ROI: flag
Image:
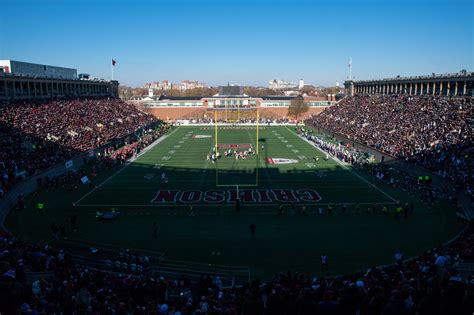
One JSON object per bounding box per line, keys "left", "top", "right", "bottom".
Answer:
{"left": 112, "top": 59, "right": 116, "bottom": 66}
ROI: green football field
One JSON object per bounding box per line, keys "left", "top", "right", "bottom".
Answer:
{"left": 5, "top": 126, "right": 462, "bottom": 279}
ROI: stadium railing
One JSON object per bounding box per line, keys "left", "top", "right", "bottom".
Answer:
{"left": 48, "top": 238, "right": 250, "bottom": 287}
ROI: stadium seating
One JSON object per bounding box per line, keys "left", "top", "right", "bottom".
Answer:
{"left": 0, "top": 97, "right": 157, "bottom": 196}
{"left": 0, "top": 225, "right": 473, "bottom": 314}
{"left": 307, "top": 95, "right": 472, "bottom": 196}
{"left": 1, "top": 95, "right": 473, "bottom": 314}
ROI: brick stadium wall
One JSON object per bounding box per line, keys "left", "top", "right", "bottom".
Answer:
{"left": 143, "top": 107, "right": 327, "bottom": 121}
{"left": 258, "top": 107, "right": 326, "bottom": 119}
{"left": 143, "top": 108, "right": 207, "bottom": 120}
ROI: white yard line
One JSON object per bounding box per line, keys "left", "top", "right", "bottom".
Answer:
{"left": 285, "top": 127, "right": 398, "bottom": 202}
{"left": 74, "top": 127, "right": 180, "bottom": 205}
{"left": 75, "top": 201, "right": 397, "bottom": 208}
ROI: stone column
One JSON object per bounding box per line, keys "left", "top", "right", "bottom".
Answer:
{"left": 12, "top": 81, "right": 17, "bottom": 99}
{"left": 439, "top": 82, "right": 443, "bottom": 95}
{"left": 3, "top": 80, "right": 8, "bottom": 98}
{"left": 19, "top": 81, "right": 24, "bottom": 98}
{"left": 432, "top": 82, "right": 436, "bottom": 95}
{"left": 447, "top": 82, "right": 450, "bottom": 96}
{"left": 463, "top": 81, "right": 467, "bottom": 95}
{"left": 454, "top": 81, "right": 458, "bottom": 95}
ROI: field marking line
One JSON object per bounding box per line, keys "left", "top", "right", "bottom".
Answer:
{"left": 74, "top": 201, "right": 397, "bottom": 207}
{"left": 285, "top": 127, "right": 398, "bottom": 203}
{"left": 74, "top": 127, "right": 181, "bottom": 205}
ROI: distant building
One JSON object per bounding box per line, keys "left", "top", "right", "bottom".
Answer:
{"left": 0, "top": 60, "right": 77, "bottom": 80}
{"left": 298, "top": 79, "right": 304, "bottom": 89}
{"left": 140, "top": 90, "right": 335, "bottom": 121}
{"left": 0, "top": 60, "right": 118, "bottom": 100}
{"left": 268, "top": 79, "right": 298, "bottom": 90}
{"left": 218, "top": 85, "right": 244, "bottom": 96}
{"left": 144, "top": 80, "right": 206, "bottom": 91}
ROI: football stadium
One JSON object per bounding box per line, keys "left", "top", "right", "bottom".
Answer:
{"left": 1, "top": 1, "right": 474, "bottom": 314}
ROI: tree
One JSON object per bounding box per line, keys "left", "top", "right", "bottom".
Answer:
{"left": 287, "top": 96, "right": 309, "bottom": 121}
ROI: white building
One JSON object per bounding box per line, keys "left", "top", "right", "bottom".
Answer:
{"left": 298, "top": 79, "right": 304, "bottom": 89}
{"left": 145, "top": 80, "right": 206, "bottom": 91}
{"left": 268, "top": 79, "right": 298, "bottom": 90}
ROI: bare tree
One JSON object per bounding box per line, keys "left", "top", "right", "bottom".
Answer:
{"left": 287, "top": 96, "right": 309, "bottom": 121}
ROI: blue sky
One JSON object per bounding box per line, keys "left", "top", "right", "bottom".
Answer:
{"left": 0, "top": 0, "right": 472, "bottom": 87}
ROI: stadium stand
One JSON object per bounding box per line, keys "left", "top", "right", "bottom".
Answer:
{"left": 1, "top": 89, "right": 473, "bottom": 314}
{"left": 307, "top": 95, "right": 473, "bottom": 197}
{"left": 0, "top": 97, "right": 157, "bottom": 196}
{"left": 0, "top": 225, "right": 473, "bottom": 314}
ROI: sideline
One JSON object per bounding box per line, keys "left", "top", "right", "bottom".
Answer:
{"left": 74, "top": 127, "right": 180, "bottom": 205}
{"left": 285, "top": 126, "right": 398, "bottom": 202}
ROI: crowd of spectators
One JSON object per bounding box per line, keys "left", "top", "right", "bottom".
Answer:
{"left": 0, "top": 97, "right": 157, "bottom": 197}
{"left": 296, "top": 128, "right": 452, "bottom": 209}
{"left": 1, "top": 223, "right": 473, "bottom": 314}
{"left": 26, "top": 125, "right": 170, "bottom": 198}
{"left": 307, "top": 95, "right": 472, "bottom": 195}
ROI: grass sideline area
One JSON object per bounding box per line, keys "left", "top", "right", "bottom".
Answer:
{"left": 5, "top": 126, "right": 462, "bottom": 278}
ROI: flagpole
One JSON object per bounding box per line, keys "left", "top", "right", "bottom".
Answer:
{"left": 349, "top": 57, "right": 352, "bottom": 81}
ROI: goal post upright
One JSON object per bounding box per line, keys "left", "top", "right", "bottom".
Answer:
{"left": 256, "top": 111, "right": 259, "bottom": 156}
{"left": 214, "top": 108, "right": 260, "bottom": 188}
{"left": 256, "top": 110, "right": 259, "bottom": 186}
{"left": 214, "top": 110, "right": 219, "bottom": 186}
{"left": 214, "top": 110, "right": 218, "bottom": 152}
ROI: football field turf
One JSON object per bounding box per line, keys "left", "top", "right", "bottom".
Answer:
{"left": 5, "top": 126, "right": 462, "bottom": 278}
